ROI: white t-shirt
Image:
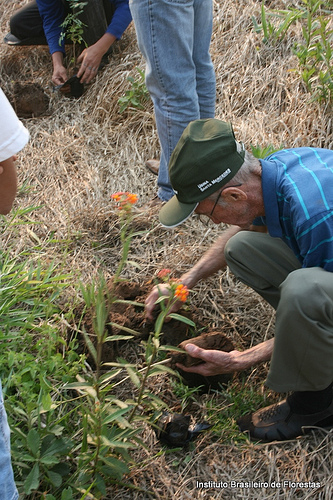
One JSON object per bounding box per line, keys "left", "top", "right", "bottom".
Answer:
{"left": 0, "top": 88, "right": 29, "bottom": 162}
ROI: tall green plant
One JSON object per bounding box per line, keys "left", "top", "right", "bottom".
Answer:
{"left": 252, "top": 1, "right": 305, "bottom": 45}
{"left": 63, "top": 193, "right": 193, "bottom": 497}
{"left": 253, "top": 0, "right": 333, "bottom": 103}
{"left": 0, "top": 257, "right": 81, "bottom": 494}
{"left": 293, "top": 0, "right": 333, "bottom": 102}
{"left": 2, "top": 199, "right": 194, "bottom": 497}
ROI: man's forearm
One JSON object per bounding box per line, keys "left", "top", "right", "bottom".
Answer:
{"left": 181, "top": 225, "right": 242, "bottom": 288}
{"left": 234, "top": 338, "right": 274, "bottom": 371}
{"left": 181, "top": 338, "right": 274, "bottom": 376}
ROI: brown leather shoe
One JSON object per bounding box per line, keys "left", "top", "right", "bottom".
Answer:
{"left": 145, "top": 159, "right": 159, "bottom": 176}
{"left": 237, "top": 398, "right": 333, "bottom": 442}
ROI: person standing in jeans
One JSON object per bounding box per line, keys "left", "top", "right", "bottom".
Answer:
{"left": 129, "top": 0, "right": 216, "bottom": 203}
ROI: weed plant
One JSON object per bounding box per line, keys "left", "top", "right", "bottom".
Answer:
{"left": 0, "top": 195, "right": 195, "bottom": 497}
{"left": 252, "top": 2, "right": 305, "bottom": 45}
{"left": 203, "top": 378, "right": 276, "bottom": 444}
{"left": 64, "top": 194, "right": 193, "bottom": 497}
{"left": 250, "top": 143, "right": 283, "bottom": 159}
{"left": 253, "top": 0, "right": 333, "bottom": 104}
{"left": 118, "top": 68, "right": 151, "bottom": 113}
{"left": 293, "top": 0, "right": 333, "bottom": 103}
{"left": 1, "top": 209, "right": 85, "bottom": 496}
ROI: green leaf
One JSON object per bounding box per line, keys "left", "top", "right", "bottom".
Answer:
{"left": 47, "top": 469, "right": 63, "bottom": 487}
{"left": 40, "top": 455, "right": 60, "bottom": 466}
{"left": 125, "top": 365, "right": 141, "bottom": 388}
{"left": 24, "top": 462, "right": 40, "bottom": 494}
{"left": 100, "top": 436, "right": 133, "bottom": 448}
{"left": 61, "top": 487, "right": 74, "bottom": 500}
{"left": 99, "top": 455, "right": 130, "bottom": 476}
{"left": 41, "top": 436, "right": 73, "bottom": 457}
{"left": 99, "top": 369, "right": 123, "bottom": 385}
{"left": 113, "top": 299, "right": 144, "bottom": 308}
{"left": 19, "top": 453, "right": 36, "bottom": 463}
{"left": 66, "top": 379, "right": 97, "bottom": 398}
{"left": 154, "top": 310, "right": 167, "bottom": 333}
{"left": 105, "top": 334, "right": 134, "bottom": 341}
{"left": 81, "top": 328, "right": 97, "bottom": 364}
{"left": 158, "top": 344, "right": 185, "bottom": 353}
{"left": 167, "top": 313, "right": 196, "bottom": 326}
{"left": 42, "top": 392, "right": 52, "bottom": 411}
{"left": 27, "top": 429, "right": 40, "bottom": 456}
{"left": 107, "top": 321, "right": 141, "bottom": 336}
{"left": 147, "top": 365, "right": 177, "bottom": 377}
{"left": 154, "top": 296, "right": 168, "bottom": 305}
{"left": 101, "top": 407, "right": 131, "bottom": 426}
{"left": 96, "top": 472, "right": 107, "bottom": 496}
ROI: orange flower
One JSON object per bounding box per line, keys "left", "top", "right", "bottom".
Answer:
{"left": 174, "top": 284, "right": 189, "bottom": 303}
{"left": 126, "top": 193, "right": 138, "bottom": 204}
{"left": 111, "top": 191, "right": 138, "bottom": 212}
{"left": 111, "top": 192, "right": 123, "bottom": 201}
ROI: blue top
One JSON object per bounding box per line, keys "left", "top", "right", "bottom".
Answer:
{"left": 258, "top": 147, "right": 333, "bottom": 271}
{"left": 36, "top": 0, "right": 132, "bottom": 55}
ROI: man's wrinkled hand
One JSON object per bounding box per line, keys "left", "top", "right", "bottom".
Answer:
{"left": 176, "top": 344, "right": 241, "bottom": 376}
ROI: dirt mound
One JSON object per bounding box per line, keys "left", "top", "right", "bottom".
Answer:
{"left": 72, "top": 280, "right": 201, "bottom": 364}
{"left": 171, "top": 331, "right": 235, "bottom": 368}
{"left": 10, "top": 82, "right": 50, "bottom": 117}
{"left": 170, "top": 331, "right": 235, "bottom": 392}
{"left": 71, "top": 280, "right": 235, "bottom": 392}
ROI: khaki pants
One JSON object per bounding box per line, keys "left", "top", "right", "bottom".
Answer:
{"left": 225, "top": 231, "right": 333, "bottom": 392}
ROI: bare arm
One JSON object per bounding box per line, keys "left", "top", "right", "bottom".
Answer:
{"left": 0, "top": 156, "right": 17, "bottom": 215}
{"left": 145, "top": 225, "right": 242, "bottom": 320}
{"left": 177, "top": 338, "right": 274, "bottom": 376}
{"left": 181, "top": 225, "right": 242, "bottom": 288}
{"left": 145, "top": 224, "right": 267, "bottom": 320}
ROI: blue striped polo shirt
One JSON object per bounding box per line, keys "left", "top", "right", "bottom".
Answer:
{"left": 259, "top": 147, "right": 333, "bottom": 271}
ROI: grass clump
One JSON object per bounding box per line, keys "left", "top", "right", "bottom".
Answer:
{"left": 253, "top": 0, "right": 333, "bottom": 104}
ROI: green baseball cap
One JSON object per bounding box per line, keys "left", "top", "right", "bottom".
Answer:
{"left": 159, "top": 119, "right": 245, "bottom": 228}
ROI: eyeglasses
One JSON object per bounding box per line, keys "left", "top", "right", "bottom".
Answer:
{"left": 209, "top": 184, "right": 242, "bottom": 216}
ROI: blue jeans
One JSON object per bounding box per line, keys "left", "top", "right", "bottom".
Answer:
{"left": 129, "top": 0, "right": 216, "bottom": 201}
{"left": 0, "top": 382, "right": 18, "bottom": 500}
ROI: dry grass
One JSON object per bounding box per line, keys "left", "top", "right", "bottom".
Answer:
{"left": 1, "top": 0, "right": 333, "bottom": 498}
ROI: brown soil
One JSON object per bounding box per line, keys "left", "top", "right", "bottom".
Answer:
{"left": 72, "top": 279, "right": 234, "bottom": 391}
{"left": 171, "top": 331, "right": 235, "bottom": 368}
{"left": 10, "top": 81, "right": 49, "bottom": 117}
{"left": 170, "top": 332, "right": 235, "bottom": 392}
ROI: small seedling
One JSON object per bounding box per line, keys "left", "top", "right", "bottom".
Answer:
{"left": 59, "top": 0, "right": 88, "bottom": 68}
{"left": 118, "top": 68, "right": 150, "bottom": 113}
